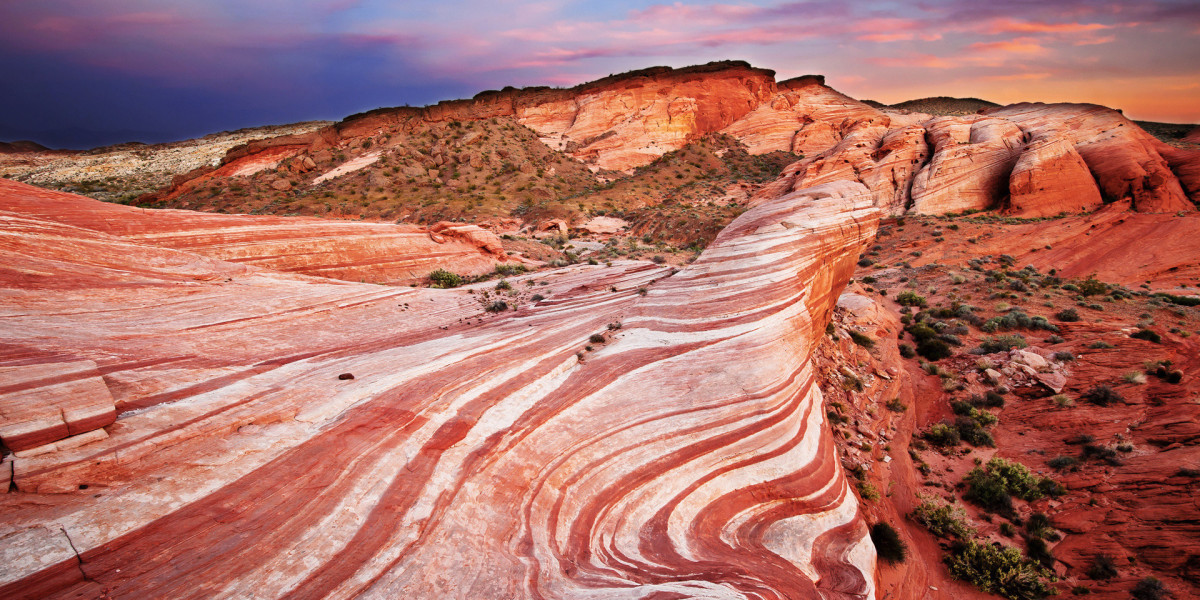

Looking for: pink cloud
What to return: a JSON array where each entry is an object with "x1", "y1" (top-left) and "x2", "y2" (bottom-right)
[
  {"x1": 985, "y1": 72, "x2": 1052, "y2": 81},
  {"x1": 968, "y1": 37, "x2": 1048, "y2": 55},
  {"x1": 983, "y1": 18, "x2": 1112, "y2": 34},
  {"x1": 1074, "y1": 35, "x2": 1116, "y2": 45},
  {"x1": 869, "y1": 54, "x2": 958, "y2": 69}
]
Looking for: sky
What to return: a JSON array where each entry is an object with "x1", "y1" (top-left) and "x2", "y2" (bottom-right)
[{"x1": 1, "y1": 0, "x2": 1198, "y2": 149}]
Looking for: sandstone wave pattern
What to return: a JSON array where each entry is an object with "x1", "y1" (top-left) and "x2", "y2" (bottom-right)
[{"x1": 0, "y1": 180, "x2": 880, "y2": 598}]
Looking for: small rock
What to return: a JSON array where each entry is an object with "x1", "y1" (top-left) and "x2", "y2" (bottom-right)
[{"x1": 337, "y1": 373, "x2": 355, "y2": 380}]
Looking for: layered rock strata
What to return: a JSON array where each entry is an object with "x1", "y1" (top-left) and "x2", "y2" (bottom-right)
[
  {"x1": 146, "y1": 62, "x2": 1197, "y2": 220},
  {"x1": 0, "y1": 179, "x2": 511, "y2": 285},
  {"x1": 0, "y1": 180, "x2": 879, "y2": 598}
]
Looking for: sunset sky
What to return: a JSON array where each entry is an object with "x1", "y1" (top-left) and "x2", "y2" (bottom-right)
[{"x1": 2, "y1": 0, "x2": 1197, "y2": 148}]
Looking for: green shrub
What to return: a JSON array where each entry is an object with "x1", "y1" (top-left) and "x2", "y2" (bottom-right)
[
  {"x1": 965, "y1": 458, "x2": 1060, "y2": 513},
  {"x1": 975, "y1": 334, "x2": 1029, "y2": 354},
  {"x1": 1131, "y1": 329, "x2": 1162, "y2": 343},
  {"x1": 1026, "y1": 537, "x2": 1055, "y2": 568},
  {"x1": 1087, "y1": 554, "x2": 1117, "y2": 580},
  {"x1": 1076, "y1": 276, "x2": 1109, "y2": 296},
  {"x1": 849, "y1": 330, "x2": 875, "y2": 348},
  {"x1": 899, "y1": 343, "x2": 916, "y2": 358},
  {"x1": 1082, "y1": 385, "x2": 1123, "y2": 407},
  {"x1": 485, "y1": 300, "x2": 509, "y2": 313},
  {"x1": 896, "y1": 291, "x2": 927, "y2": 307},
  {"x1": 918, "y1": 338, "x2": 953, "y2": 360},
  {"x1": 1048, "y1": 455, "x2": 1079, "y2": 470},
  {"x1": 924, "y1": 422, "x2": 961, "y2": 447},
  {"x1": 429, "y1": 268, "x2": 464, "y2": 288},
  {"x1": 911, "y1": 501, "x2": 975, "y2": 539},
  {"x1": 1131, "y1": 576, "x2": 1167, "y2": 600},
  {"x1": 1056, "y1": 308, "x2": 1080, "y2": 322},
  {"x1": 886, "y1": 398, "x2": 907, "y2": 412},
  {"x1": 871, "y1": 522, "x2": 908, "y2": 564},
  {"x1": 946, "y1": 540, "x2": 1055, "y2": 599}
]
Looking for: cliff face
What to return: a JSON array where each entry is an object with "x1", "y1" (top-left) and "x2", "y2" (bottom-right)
[
  {"x1": 140, "y1": 61, "x2": 1197, "y2": 221},
  {"x1": 0, "y1": 178, "x2": 879, "y2": 598}
]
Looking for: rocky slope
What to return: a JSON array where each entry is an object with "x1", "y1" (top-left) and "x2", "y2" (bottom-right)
[
  {"x1": 112, "y1": 62, "x2": 1195, "y2": 233},
  {"x1": 0, "y1": 178, "x2": 880, "y2": 598},
  {"x1": 0, "y1": 122, "x2": 329, "y2": 204},
  {"x1": 0, "y1": 179, "x2": 514, "y2": 285}
]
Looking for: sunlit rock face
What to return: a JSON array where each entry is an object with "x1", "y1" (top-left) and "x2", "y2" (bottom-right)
[
  {"x1": 0, "y1": 179, "x2": 512, "y2": 286},
  {"x1": 0, "y1": 179, "x2": 879, "y2": 598}
]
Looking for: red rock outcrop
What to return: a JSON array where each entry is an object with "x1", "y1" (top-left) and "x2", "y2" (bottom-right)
[
  {"x1": 0, "y1": 179, "x2": 511, "y2": 285},
  {"x1": 136, "y1": 62, "x2": 1199, "y2": 224},
  {"x1": 986, "y1": 103, "x2": 1195, "y2": 213},
  {"x1": 0, "y1": 178, "x2": 879, "y2": 598},
  {"x1": 1006, "y1": 136, "x2": 1104, "y2": 217}
]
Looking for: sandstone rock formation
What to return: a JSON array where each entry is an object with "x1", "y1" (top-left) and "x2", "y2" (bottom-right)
[
  {"x1": 0, "y1": 179, "x2": 879, "y2": 598},
  {"x1": 0, "y1": 179, "x2": 512, "y2": 285},
  {"x1": 132, "y1": 61, "x2": 1198, "y2": 223}
]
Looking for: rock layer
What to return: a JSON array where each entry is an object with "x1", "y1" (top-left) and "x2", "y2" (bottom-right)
[
  {"x1": 0, "y1": 179, "x2": 512, "y2": 285},
  {"x1": 0, "y1": 181, "x2": 879, "y2": 598},
  {"x1": 134, "y1": 62, "x2": 1198, "y2": 221}
]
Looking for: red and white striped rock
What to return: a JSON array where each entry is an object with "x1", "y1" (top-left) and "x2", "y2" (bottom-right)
[
  {"x1": 0, "y1": 180, "x2": 879, "y2": 598},
  {"x1": 0, "y1": 178, "x2": 513, "y2": 285}
]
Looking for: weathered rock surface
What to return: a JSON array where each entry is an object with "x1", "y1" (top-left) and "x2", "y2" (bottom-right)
[
  {"x1": 0, "y1": 180, "x2": 879, "y2": 598},
  {"x1": 126, "y1": 62, "x2": 1198, "y2": 223},
  {"x1": 0, "y1": 179, "x2": 511, "y2": 285},
  {"x1": 1006, "y1": 136, "x2": 1104, "y2": 217},
  {"x1": 987, "y1": 103, "x2": 1195, "y2": 213}
]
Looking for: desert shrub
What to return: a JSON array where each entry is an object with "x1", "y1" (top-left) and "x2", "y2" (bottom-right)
[
  {"x1": 945, "y1": 540, "x2": 1055, "y2": 600},
  {"x1": 1087, "y1": 554, "x2": 1117, "y2": 580},
  {"x1": 1053, "y1": 351, "x2": 1075, "y2": 361},
  {"x1": 1155, "y1": 292, "x2": 1200, "y2": 307},
  {"x1": 1048, "y1": 456, "x2": 1079, "y2": 470},
  {"x1": 918, "y1": 338, "x2": 953, "y2": 360},
  {"x1": 924, "y1": 422, "x2": 961, "y2": 448},
  {"x1": 896, "y1": 291, "x2": 927, "y2": 307},
  {"x1": 965, "y1": 458, "x2": 1059, "y2": 513},
  {"x1": 1076, "y1": 276, "x2": 1109, "y2": 296},
  {"x1": 975, "y1": 334, "x2": 1028, "y2": 354},
  {"x1": 871, "y1": 522, "x2": 908, "y2": 564},
  {"x1": 1088, "y1": 340, "x2": 1114, "y2": 349},
  {"x1": 857, "y1": 480, "x2": 880, "y2": 501},
  {"x1": 495, "y1": 279, "x2": 512, "y2": 291},
  {"x1": 1131, "y1": 577, "x2": 1167, "y2": 600},
  {"x1": 429, "y1": 268, "x2": 464, "y2": 288},
  {"x1": 1082, "y1": 385, "x2": 1123, "y2": 407},
  {"x1": 886, "y1": 398, "x2": 907, "y2": 412},
  {"x1": 955, "y1": 416, "x2": 996, "y2": 447},
  {"x1": 907, "y1": 322, "x2": 937, "y2": 342},
  {"x1": 485, "y1": 300, "x2": 508, "y2": 312},
  {"x1": 911, "y1": 501, "x2": 975, "y2": 539},
  {"x1": 1026, "y1": 537, "x2": 1055, "y2": 568},
  {"x1": 493, "y1": 263, "x2": 527, "y2": 276},
  {"x1": 898, "y1": 343, "x2": 916, "y2": 358},
  {"x1": 1131, "y1": 329, "x2": 1162, "y2": 343},
  {"x1": 1056, "y1": 308, "x2": 1080, "y2": 322},
  {"x1": 849, "y1": 330, "x2": 874, "y2": 348},
  {"x1": 970, "y1": 390, "x2": 1007, "y2": 408},
  {"x1": 589, "y1": 333, "x2": 606, "y2": 344}
]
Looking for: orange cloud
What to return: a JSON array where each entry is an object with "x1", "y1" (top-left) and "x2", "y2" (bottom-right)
[
  {"x1": 986, "y1": 72, "x2": 1052, "y2": 81},
  {"x1": 968, "y1": 37, "x2": 1048, "y2": 54},
  {"x1": 984, "y1": 18, "x2": 1112, "y2": 34}
]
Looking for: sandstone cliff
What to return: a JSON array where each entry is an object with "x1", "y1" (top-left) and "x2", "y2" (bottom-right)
[
  {"x1": 0, "y1": 179, "x2": 880, "y2": 598},
  {"x1": 133, "y1": 61, "x2": 1198, "y2": 224}
]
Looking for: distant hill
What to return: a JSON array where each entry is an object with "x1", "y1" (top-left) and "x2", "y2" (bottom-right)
[{"x1": 869, "y1": 96, "x2": 1002, "y2": 116}]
